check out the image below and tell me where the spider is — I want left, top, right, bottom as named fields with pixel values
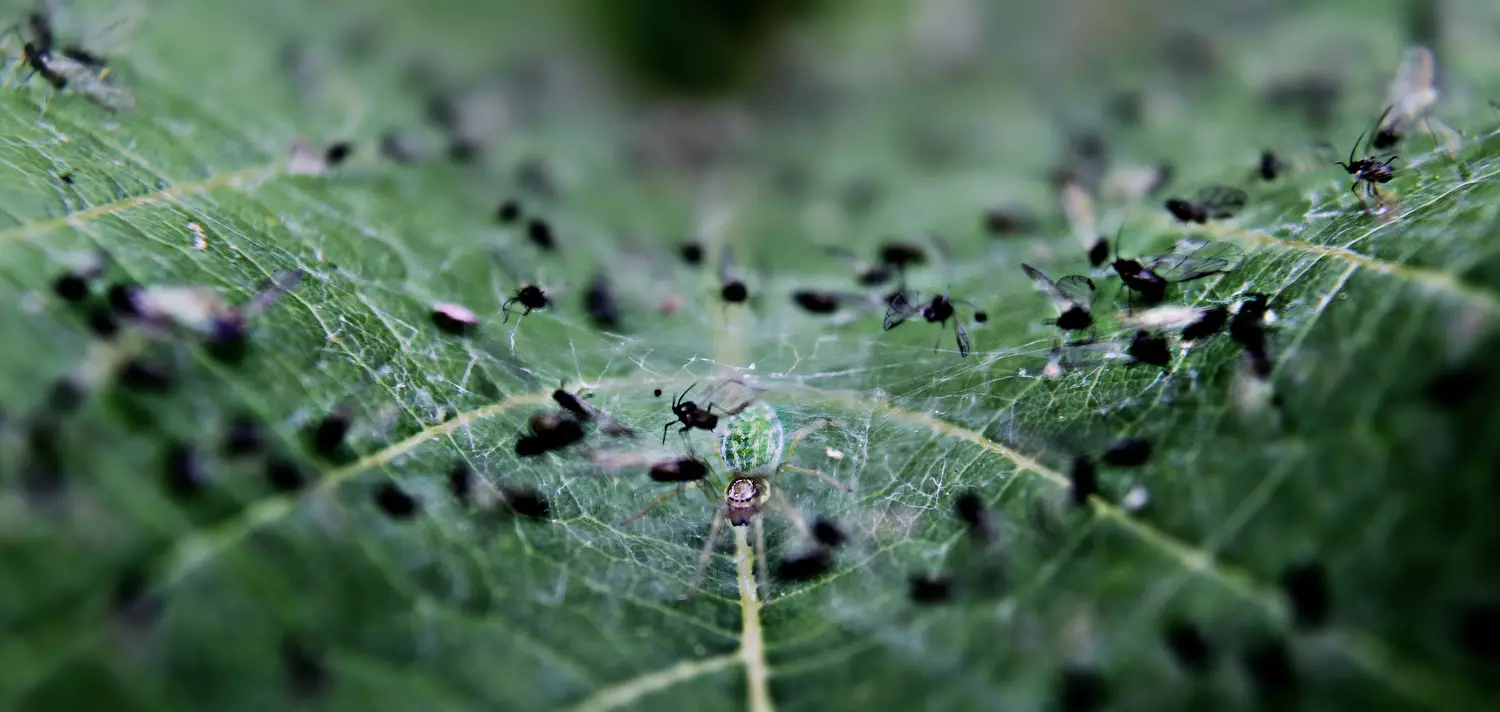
left=1335, top=119, right=1398, bottom=212
left=623, top=402, right=849, bottom=600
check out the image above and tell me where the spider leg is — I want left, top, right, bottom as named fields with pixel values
left=620, top=481, right=698, bottom=526
left=684, top=506, right=726, bottom=601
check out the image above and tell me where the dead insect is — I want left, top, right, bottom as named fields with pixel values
left=583, top=275, right=621, bottom=330
left=324, top=141, right=353, bottom=166
left=1127, top=330, right=1171, bottom=366
left=311, top=405, right=351, bottom=456
left=909, top=574, right=954, bottom=604
left=660, top=381, right=722, bottom=443
left=501, top=284, right=549, bottom=322
left=52, top=252, right=107, bottom=302
left=431, top=302, right=479, bottom=336
left=718, top=247, right=750, bottom=305
left=526, top=218, right=555, bottom=251
left=954, top=490, right=993, bottom=541
left=883, top=291, right=982, bottom=357
left=515, top=411, right=584, bottom=456
left=879, top=242, right=927, bottom=273
left=1022, top=264, right=1096, bottom=335
left=110, top=270, right=305, bottom=361
left=1259, top=150, right=1283, bottom=181
left=1372, top=46, right=1446, bottom=151
left=495, top=199, right=522, bottom=224
left=1229, top=293, right=1271, bottom=353
left=774, top=548, right=833, bottom=582
left=1070, top=455, right=1098, bottom=506
left=680, top=241, right=704, bottom=266
left=649, top=455, right=710, bottom=483
left=1335, top=119, right=1399, bottom=211
left=1112, top=239, right=1244, bottom=305
left=983, top=206, right=1037, bottom=236
left=1061, top=182, right=1110, bottom=267
left=810, top=516, right=846, bottom=548
left=1164, top=185, right=1248, bottom=224
left=1101, top=437, right=1152, bottom=467
left=551, top=385, right=592, bottom=422
left=373, top=481, right=419, bottom=519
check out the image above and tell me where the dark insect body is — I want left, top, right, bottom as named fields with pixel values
left=118, top=359, right=175, bottom=394
left=500, top=487, right=551, bottom=518
left=1102, top=438, right=1152, bottom=467
left=1164, top=619, right=1214, bottom=674
left=811, top=517, right=846, bottom=548
left=983, top=207, right=1037, bottom=236
left=1457, top=603, right=1500, bottom=660
left=883, top=292, right=978, bottom=357
left=1128, top=330, right=1171, bottom=366
left=649, top=456, right=709, bottom=483
left=266, top=457, right=307, bottom=492
left=879, top=242, right=926, bottom=272
left=909, top=575, right=953, bottom=604
left=431, top=303, right=478, bottom=336
left=1022, top=264, right=1096, bottom=335
left=774, top=548, right=833, bottom=582
left=792, top=290, right=842, bottom=314
left=1230, top=293, right=1270, bottom=351
left=551, top=387, right=592, bottom=422
left=954, top=490, right=993, bottom=541
left=1112, top=240, right=1244, bottom=305
left=1335, top=113, right=1399, bottom=210
left=1181, top=305, right=1229, bottom=341
left=448, top=462, right=475, bottom=506
left=1259, top=150, right=1283, bottom=181
left=720, top=280, right=749, bottom=304
left=653, top=388, right=663, bottom=397
left=680, top=242, right=704, bottom=265
left=324, top=142, right=353, bottom=166
left=224, top=416, right=267, bottom=457
left=374, top=481, right=419, bottom=519
left=583, top=275, right=621, bottom=330
left=1280, top=560, right=1331, bottom=629
left=660, top=382, right=719, bottom=443
left=85, top=307, right=119, bottom=338
left=526, top=218, right=555, bottom=251
left=496, top=199, right=522, bottom=223
left=501, top=285, right=549, bottom=322
left=311, top=407, right=351, bottom=456
left=1056, top=666, right=1109, bottom=712
left=1070, top=456, right=1098, bottom=506
left=1242, top=638, right=1297, bottom=697
left=516, top=411, right=584, bottom=456
left=1163, top=185, right=1248, bottom=224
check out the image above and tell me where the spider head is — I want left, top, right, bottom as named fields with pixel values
left=725, top=477, right=765, bottom=526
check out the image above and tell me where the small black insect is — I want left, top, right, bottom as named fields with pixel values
left=811, top=517, right=846, bottom=548
left=1127, top=330, right=1171, bottom=366
left=954, top=490, right=993, bottom=541
left=1101, top=438, right=1152, bottom=467
left=85, top=306, right=119, bottom=338
left=373, top=481, right=419, bottom=519
left=526, top=218, right=555, bottom=251
left=1070, top=456, right=1098, bottom=507
left=449, top=462, right=475, bottom=506
left=1056, top=666, right=1108, bottom=712
left=431, top=302, right=479, bottom=336
left=1022, top=264, right=1096, bottom=335
left=266, top=457, right=307, bottom=493
left=311, top=406, right=351, bottom=456
left=496, top=199, right=522, bottom=224
left=1164, top=185, right=1248, bottom=224
left=163, top=442, right=206, bottom=499
left=680, top=242, right=704, bottom=266
left=774, top=548, right=833, bottom=582
left=1259, top=150, right=1283, bottom=181
left=649, top=455, right=710, bottom=483
left=653, top=388, right=663, bottom=397
left=583, top=275, right=621, bottom=330
left=883, top=291, right=981, bottom=358
left=57, top=170, right=74, bottom=184
left=791, top=290, right=844, bottom=315
left=660, top=382, right=720, bottom=444
left=501, top=285, right=549, bottom=322
left=1112, top=240, right=1244, bottom=305
left=879, top=242, right=926, bottom=273
left=1181, top=305, right=1229, bottom=342
left=1163, top=619, right=1214, bottom=675
left=983, top=206, right=1037, bottom=236
left=324, top=142, right=353, bottom=166
left=516, top=411, right=585, bottom=457
left=1241, top=638, right=1297, bottom=697
left=499, top=486, right=551, bottom=518
left=223, top=416, right=266, bottom=457
left=280, top=637, right=329, bottom=698
left=717, top=247, right=751, bottom=305
left=908, top=574, right=953, bottom=604
left=552, top=386, right=592, bottom=422
left=118, top=359, right=175, bottom=394
left=1280, top=560, right=1331, bottom=629
left=1229, top=293, right=1270, bottom=353
left=1335, top=115, right=1400, bottom=210
left=1061, top=183, right=1111, bottom=268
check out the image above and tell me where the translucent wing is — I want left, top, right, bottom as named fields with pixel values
left=883, top=291, right=919, bottom=331
left=1192, top=185, right=1248, bottom=219
left=1146, top=241, right=1244, bottom=283
left=953, top=318, right=970, bottom=357
left=44, top=54, right=135, bottom=111
left=1061, top=182, right=1098, bottom=251
left=1054, top=275, right=1097, bottom=306
left=1385, top=46, right=1438, bottom=128
left=1022, top=263, right=1094, bottom=312
left=718, top=246, right=736, bottom=283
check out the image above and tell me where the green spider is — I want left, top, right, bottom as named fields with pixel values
left=623, top=397, right=847, bottom=599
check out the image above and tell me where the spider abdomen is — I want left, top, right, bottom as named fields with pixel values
left=719, top=402, right=785, bottom=474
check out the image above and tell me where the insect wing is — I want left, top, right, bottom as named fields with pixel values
left=953, top=318, right=970, bottom=357
left=718, top=246, right=737, bottom=283
left=1061, top=182, right=1099, bottom=250
left=1147, top=241, right=1244, bottom=283
left=1386, top=46, right=1438, bottom=129
left=1054, top=275, right=1097, bottom=308
left=45, top=54, right=135, bottom=111
left=1192, top=185, right=1248, bottom=219
left=883, top=291, right=920, bottom=331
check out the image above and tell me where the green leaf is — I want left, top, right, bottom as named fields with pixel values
left=2, top=2, right=1499, bottom=711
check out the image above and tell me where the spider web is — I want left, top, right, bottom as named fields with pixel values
left=2, top=1, right=1499, bottom=711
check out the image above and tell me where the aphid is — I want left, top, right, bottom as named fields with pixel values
left=1241, top=638, right=1297, bottom=697
left=1163, top=619, right=1214, bottom=675
left=1164, top=185, right=1248, bottom=224
left=1259, top=150, right=1283, bottom=181
left=111, top=270, right=305, bottom=361
left=660, top=381, right=721, bottom=443
left=1022, top=264, right=1096, bottom=335
left=1372, top=46, right=1442, bottom=151
left=680, top=242, right=704, bottom=266
left=908, top=574, right=953, bottom=604
left=495, top=199, right=522, bottom=224
left=163, top=442, right=206, bottom=499
left=774, top=548, right=833, bottom=582
left=883, top=291, right=981, bottom=357
left=810, top=516, right=846, bottom=548
left=217, top=420, right=266, bottom=463
left=52, top=252, right=107, bottom=302
left=1113, top=239, right=1244, bottom=305
left=501, top=284, right=549, bottom=322
left=324, top=141, right=353, bottom=167
left=583, top=275, right=621, bottom=330
left=516, top=411, right=584, bottom=456
left=648, top=455, right=710, bottom=483
left=118, top=359, right=175, bottom=394
left=526, top=218, right=555, bottom=251
left=1101, top=437, right=1151, bottom=467
left=983, top=206, right=1037, bottom=236
left=280, top=637, right=329, bottom=698
left=431, top=302, right=479, bottom=336
left=373, top=481, right=419, bottom=519
left=311, top=405, right=351, bottom=456
left=1070, top=455, right=1098, bottom=506
left=1061, top=183, right=1110, bottom=267
left=1056, top=666, right=1108, bottom=712
left=1335, top=122, right=1399, bottom=211
left=448, top=462, right=475, bottom=506
left=265, top=457, right=307, bottom=493
left=1127, top=330, right=1171, bottom=366
left=1280, top=560, right=1331, bottom=629
left=498, top=486, right=551, bottom=518
left=954, top=490, right=994, bottom=541
left=551, top=385, right=592, bottom=422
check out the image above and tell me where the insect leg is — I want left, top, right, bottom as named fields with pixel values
left=685, top=506, right=726, bottom=601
